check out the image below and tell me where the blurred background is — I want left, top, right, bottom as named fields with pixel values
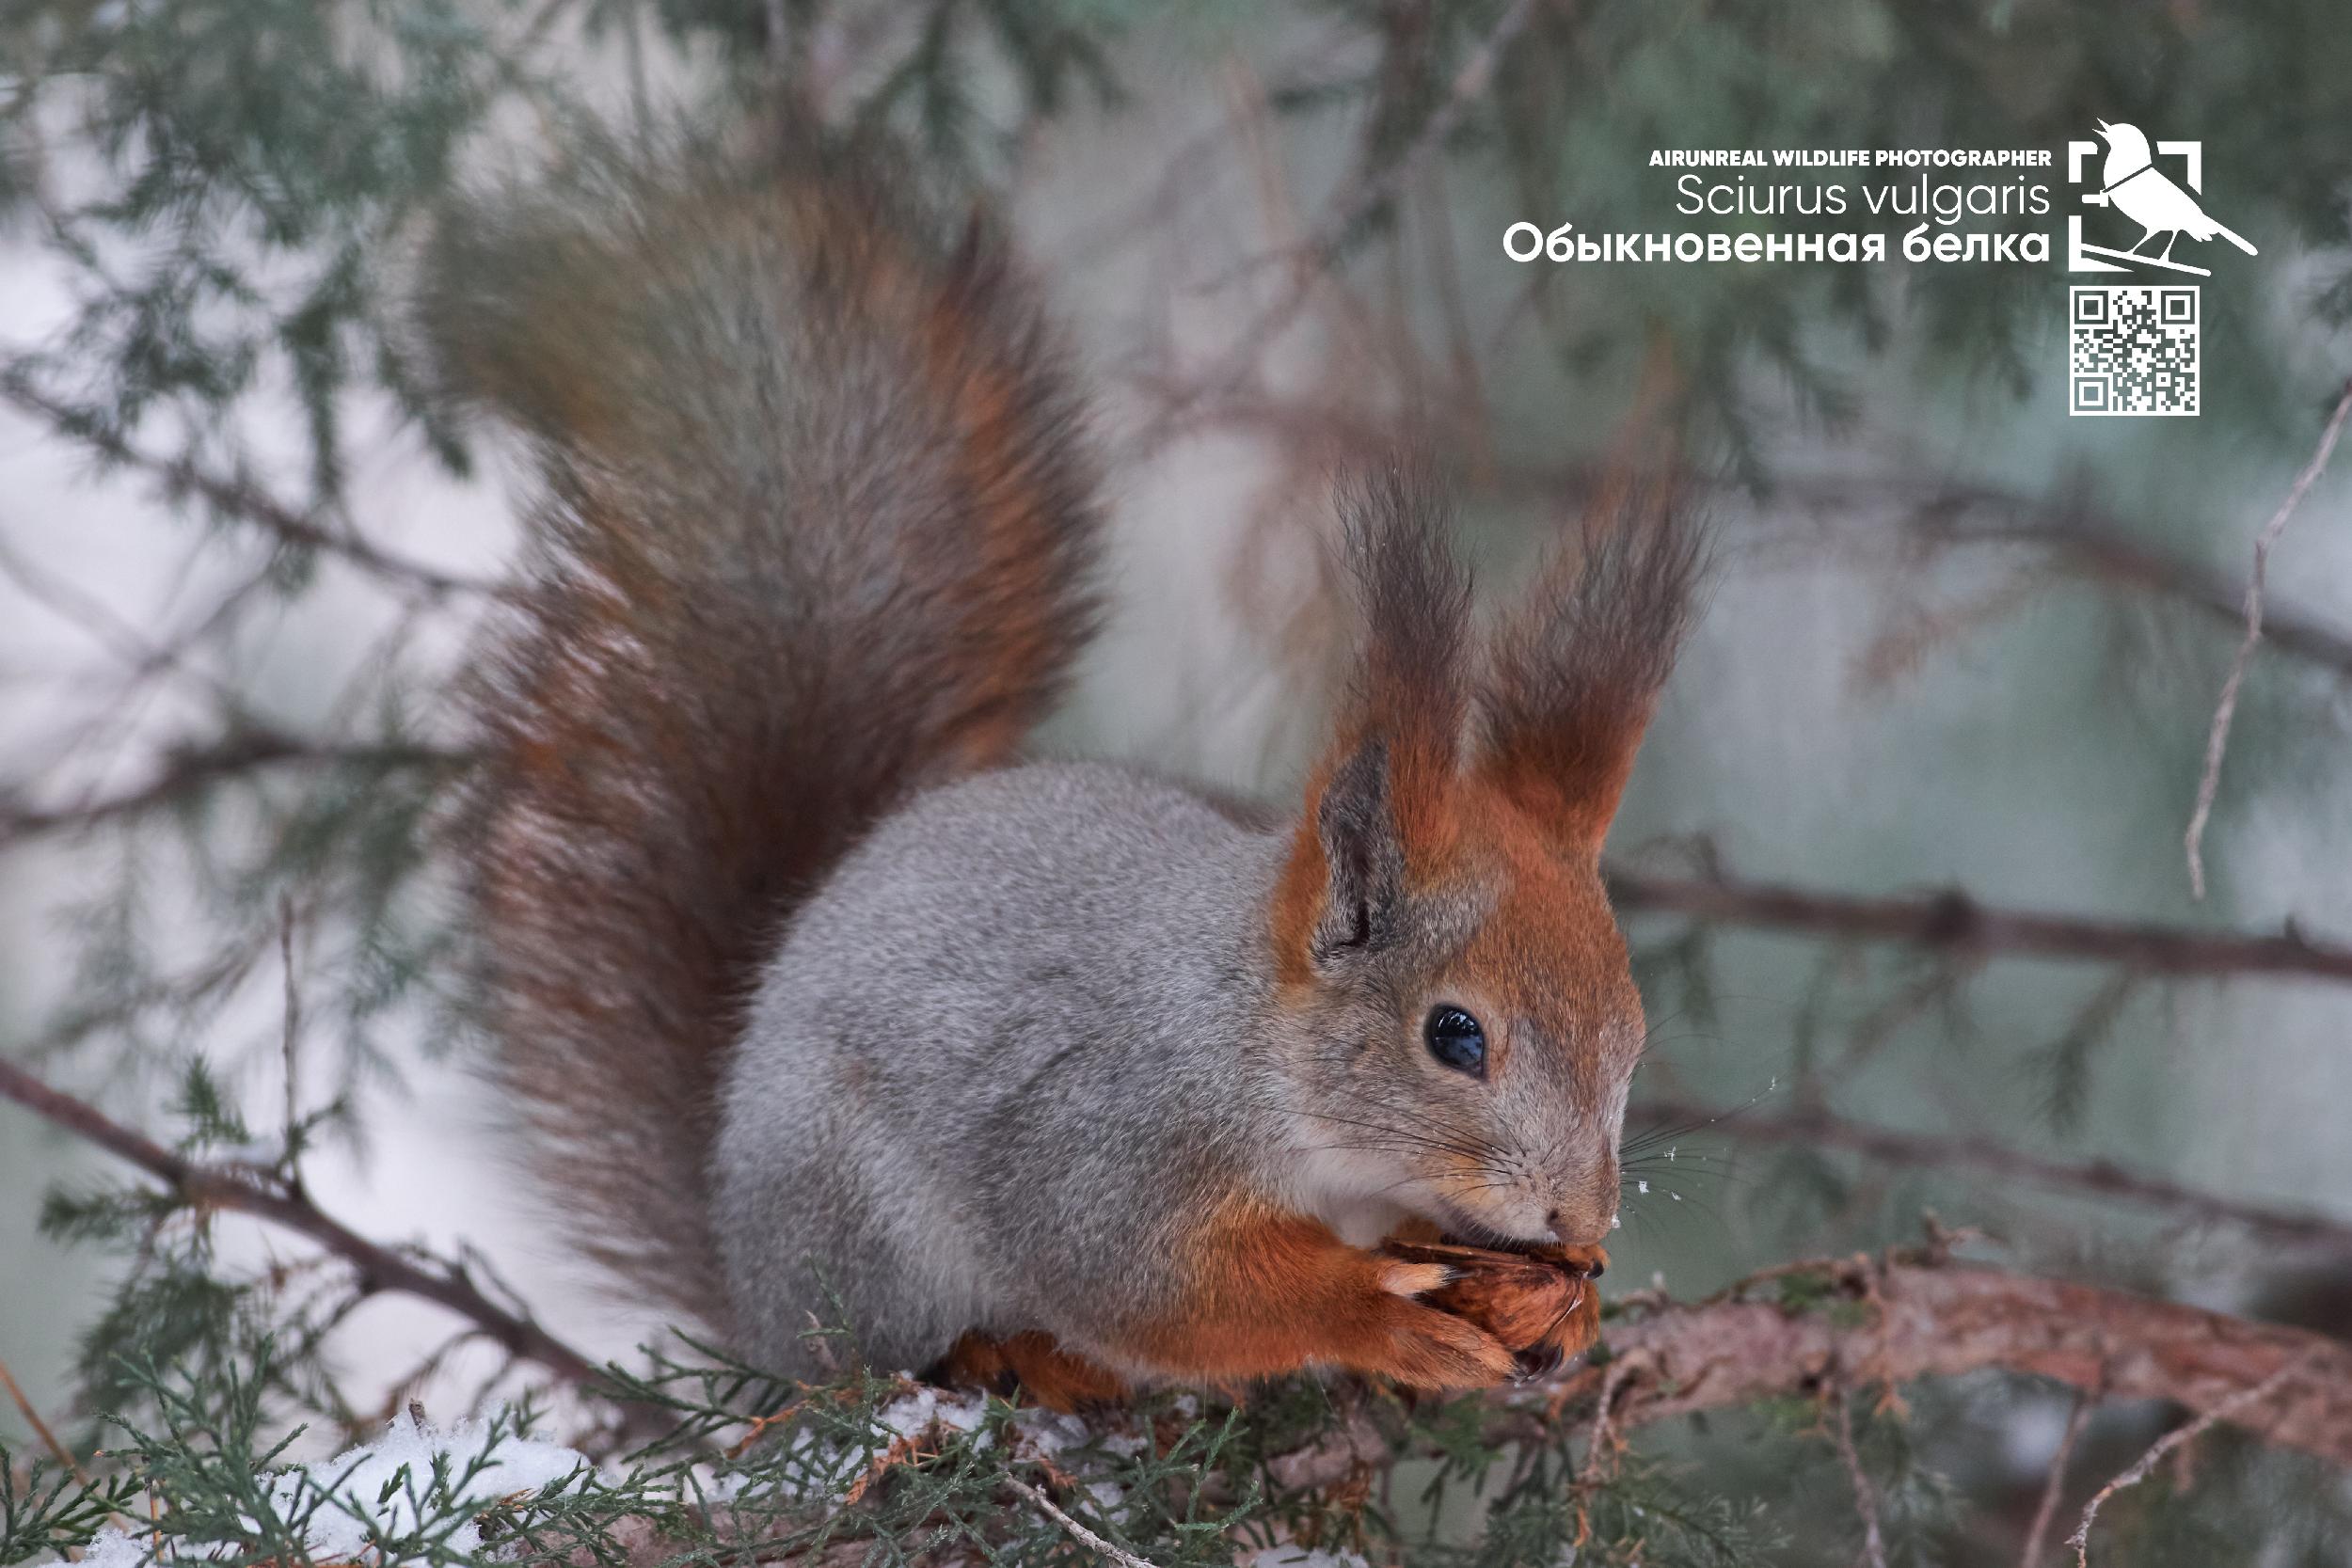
left=5, top=1, right=2352, bottom=1561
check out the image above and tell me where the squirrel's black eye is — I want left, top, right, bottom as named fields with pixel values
left=1423, top=1006, right=1486, bottom=1077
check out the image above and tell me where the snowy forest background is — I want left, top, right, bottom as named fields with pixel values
left=6, top=2, right=2352, bottom=1564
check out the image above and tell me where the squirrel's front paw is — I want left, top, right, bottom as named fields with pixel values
left=1380, top=1238, right=1601, bottom=1380
left=1366, top=1289, right=1521, bottom=1389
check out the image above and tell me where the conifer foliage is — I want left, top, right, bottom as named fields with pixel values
left=6, top=3, right=2352, bottom=1565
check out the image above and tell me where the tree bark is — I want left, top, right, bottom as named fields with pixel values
left=1538, top=1253, right=2352, bottom=1467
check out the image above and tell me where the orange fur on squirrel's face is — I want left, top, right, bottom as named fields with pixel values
left=1272, top=772, right=1642, bottom=1251
left=1268, top=470, right=1693, bottom=1260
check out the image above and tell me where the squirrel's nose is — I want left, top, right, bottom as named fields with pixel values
left=1543, top=1211, right=1611, bottom=1269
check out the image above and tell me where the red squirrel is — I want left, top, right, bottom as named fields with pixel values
left=427, top=134, right=1696, bottom=1409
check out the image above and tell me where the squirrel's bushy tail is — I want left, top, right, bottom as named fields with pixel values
left=426, top=140, right=1103, bottom=1330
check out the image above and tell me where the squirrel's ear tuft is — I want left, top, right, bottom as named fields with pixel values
left=1475, top=483, right=1702, bottom=856
left=1270, top=466, right=1472, bottom=982
left=1335, top=464, right=1474, bottom=764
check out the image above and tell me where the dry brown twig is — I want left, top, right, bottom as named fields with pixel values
left=1827, top=1382, right=1890, bottom=1568
left=2019, top=1381, right=2101, bottom=1568
left=2064, top=1353, right=2313, bottom=1565
left=724, top=1401, right=808, bottom=1461
left=1567, top=1349, right=1640, bottom=1536
left=0, top=1353, right=87, bottom=1482
left=1001, top=1472, right=1168, bottom=1568
left=2184, top=379, right=2352, bottom=898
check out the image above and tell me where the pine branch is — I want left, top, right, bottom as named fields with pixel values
left=1605, top=866, right=2352, bottom=985
left=1629, top=1099, right=2352, bottom=1259
left=1525, top=1248, right=2352, bottom=1468
left=0, top=1058, right=601, bottom=1387
left=0, top=732, right=469, bottom=851
left=0, top=378, right=516, bottom=604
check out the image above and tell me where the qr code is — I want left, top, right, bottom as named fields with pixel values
left=2070, top=286, right=2199, bottom=416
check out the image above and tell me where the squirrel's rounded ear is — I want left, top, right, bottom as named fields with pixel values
left=1475, top=490, right=1702, bottom=856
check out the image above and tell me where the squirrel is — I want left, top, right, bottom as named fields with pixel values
left=424, top=134, right=1698, bottom=1409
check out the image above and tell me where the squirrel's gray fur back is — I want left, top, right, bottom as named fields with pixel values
left=717, top=763, right=1295, bottom=1377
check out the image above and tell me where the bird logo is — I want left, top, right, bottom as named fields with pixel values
left=2072, top=121, right=2254, bottom=276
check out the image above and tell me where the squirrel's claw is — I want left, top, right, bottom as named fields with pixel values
left=1511, top=1339, right=1565, bottom=1381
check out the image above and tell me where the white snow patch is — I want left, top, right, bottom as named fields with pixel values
left=71, top=1410, right=590, bottom=1566
left=72, top=1533, right=155, bottom=1568
left=1009, top=1406, right=1093, bottom=1459
left=875, top=1386, right=990, bottom=1439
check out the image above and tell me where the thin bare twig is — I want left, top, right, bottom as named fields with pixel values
left=0, top=1353, right=87, bottom=1482
left=1155, top=0, right=1543, bottom=433
left=1559, top=1346, right=1643, bottom=1547
left=1605, top=866, right=2352, bottom=986
left=2185, top=381, right=2352, bottom=898
left=0, top=1058, right=602, bottom=1386
left=1001, top=1472, right=1168, bottom=1568
left=1837, top=499, right=2352, bottom=681
left=0, top=528, right=239, bottom=705
left=2065, top=1354, right=2312, bottom=1565
left=2020, top=1383, right=2099, bottom=1568
left=1629, top=1099, right=2352, bottom=1260
left=1828, top=1383, right=1889, bottom=1568
left=278, top=894, right=307, bottom=1182
left=1578, top=1351, right=1638, bottom=1483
